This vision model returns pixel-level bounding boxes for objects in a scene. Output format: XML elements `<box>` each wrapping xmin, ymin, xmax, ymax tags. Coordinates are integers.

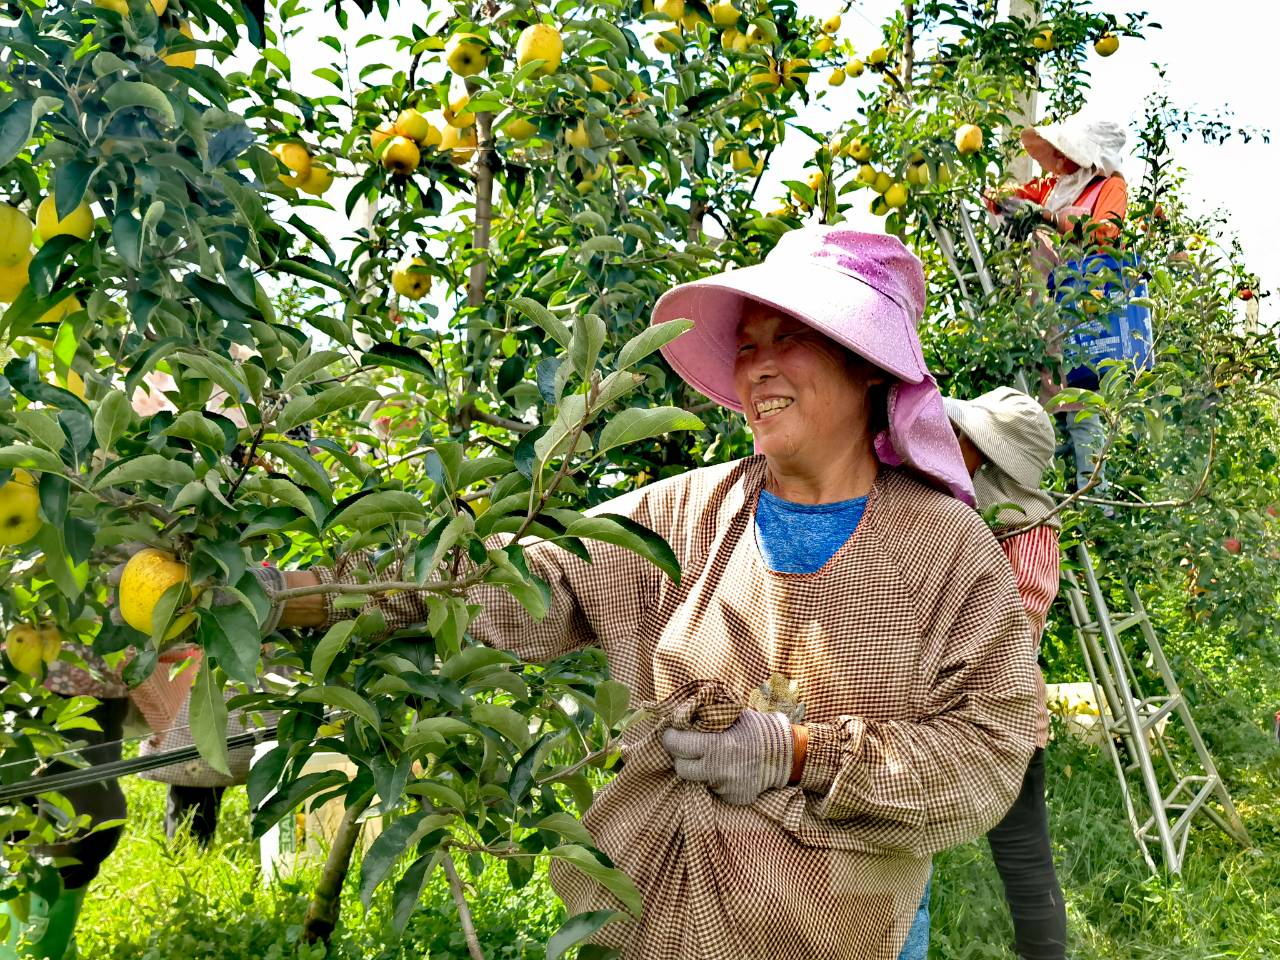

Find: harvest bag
<box><xmin>1048</xmin><ymin>178</ymin><xmax>1153</xmax><ymax>387</ymax></box>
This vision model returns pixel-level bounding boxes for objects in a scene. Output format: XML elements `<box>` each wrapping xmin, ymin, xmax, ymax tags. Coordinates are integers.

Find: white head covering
<box><xmin>1021</xmin><ymin>116</ymin><xmax>1127</xmax><ymax>215</ymax></box>
<box><xmin>944</xmin><ymin>387</ymin><xmax>1059</xmax><ymax>530</ymax></box>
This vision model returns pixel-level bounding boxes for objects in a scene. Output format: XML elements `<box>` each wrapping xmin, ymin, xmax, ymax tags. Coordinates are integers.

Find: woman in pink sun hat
<box><xmin>160</xmin><ymin>227</ymin><xmax>1041</xmax><ymax>959</ymax></box>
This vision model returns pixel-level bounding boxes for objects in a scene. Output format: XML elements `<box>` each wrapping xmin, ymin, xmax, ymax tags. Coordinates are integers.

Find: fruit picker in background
<box><xmin>987</xmin><ymin>114</ymin><xmax>1139</xmax><ymax>505</ymax></box>
<box><xmin>945</xmin><ymin>387</ymin><xmax>1068</xmax><ymax>960</ymax></box>
<box><xmin>162</xmin><ymin>228</ymin><xmax>1041</xmax><ymax>960</ymax></box>
<box><xmin>0</xmin><ymin>377</ymin><xmax>279</xmax><ymax>960</ymax></box>
<box><xmin>0</xmin><ymin>573</ymin><xmax>199</xmax><ymax>960</ymax></box>
<box><xmin>0</xmin><ymin>547</ymin><xmax>281</xmax><ymax>960</ymax></box>
<box><xmin>108</xmin><ymin>546</ymin><xmax>284</xmax><ymax>849</ymax></box>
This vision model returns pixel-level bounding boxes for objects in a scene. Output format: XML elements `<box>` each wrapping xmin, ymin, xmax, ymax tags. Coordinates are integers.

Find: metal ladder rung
<box><xmin>1135</xmin><ymin>696</ymin><xmax>1181</xmax><ymax>732</ymax></box>
<box><xmin>1095</xmin><ymin>696</ymin><xmax>1178</xmax><ymax>738</ymax></box>
<box><xmin>1109</xmin><ymin>612</ymin><xmax>1146</xmax><ymax>633</ymax></box>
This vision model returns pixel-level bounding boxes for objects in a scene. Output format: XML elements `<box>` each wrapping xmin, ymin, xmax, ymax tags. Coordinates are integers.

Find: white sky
<box><xmin>259</xmin><ymin>0</ymin><xmax>1277</xmax><ymax>320</ymax></box>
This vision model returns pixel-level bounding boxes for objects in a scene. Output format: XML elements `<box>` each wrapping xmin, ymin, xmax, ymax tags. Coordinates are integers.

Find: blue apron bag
<box><xmin>1051</xmin><ymin>252</ymin><xmax>1153</xmax><ymax>388</ymax></box>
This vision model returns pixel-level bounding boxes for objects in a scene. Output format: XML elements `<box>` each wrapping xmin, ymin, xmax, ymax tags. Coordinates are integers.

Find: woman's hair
<box><xmin>841</xmin><ymin>348</ymin><xmax>892</xmax><ymax>436</ymax></box>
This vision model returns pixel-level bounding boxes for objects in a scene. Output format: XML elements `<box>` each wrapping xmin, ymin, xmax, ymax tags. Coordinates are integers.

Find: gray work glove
<box><xmin>106</xmin><ymin>545</ymin><xmax>286</xmax><ymax>636</ymax></box>
<box><xmin>661</xmin><ymin>708</ymin><xmax>793</xmax><ymax>805</ymax></box>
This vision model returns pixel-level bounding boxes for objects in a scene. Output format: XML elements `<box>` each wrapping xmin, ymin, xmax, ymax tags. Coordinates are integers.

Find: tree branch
<box><xmin>467</xmin><ymin>406</ymin><xmax>535</xmax><ymax>434</ymax></box>
<box><xmin>442</xmin><ymin>853</ymin><xmax>487</xmax><ymax>960</ymax></box>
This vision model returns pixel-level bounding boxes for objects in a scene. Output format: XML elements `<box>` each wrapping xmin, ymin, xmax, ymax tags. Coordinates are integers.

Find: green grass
<box><xmin>77</xmin><ymin>691</ymin><xmax>1280</xmax><ymax>959</ymax></box>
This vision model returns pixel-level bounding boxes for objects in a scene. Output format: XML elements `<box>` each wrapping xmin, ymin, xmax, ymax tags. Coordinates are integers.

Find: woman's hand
<box><xmin>661</xmin><ymin>709</ymin><xmax>793</xmax><ymax>805</ymax></box>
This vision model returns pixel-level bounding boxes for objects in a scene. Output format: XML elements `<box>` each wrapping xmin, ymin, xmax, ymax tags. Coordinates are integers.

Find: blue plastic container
<box><xmin>1051</xmin><ymin>253</ymin><xmax>1154</xmax><ymax>387</ymax></box>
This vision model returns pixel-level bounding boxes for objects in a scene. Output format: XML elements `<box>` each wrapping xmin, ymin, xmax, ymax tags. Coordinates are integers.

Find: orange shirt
<box><xmin>1011</xmin><ymin>174</ymin><xmax>1128</xmax><ymax>242</ymax></box>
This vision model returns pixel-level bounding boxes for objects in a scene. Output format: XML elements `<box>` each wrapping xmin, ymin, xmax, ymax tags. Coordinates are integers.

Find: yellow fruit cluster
<box><xmin>3</xmin><ymin>624</ymin><xmax>61</xmax><ymax>677</ymax></box>
<box><xmin>271</xmin><ymin>141</ymin><xmax>333</xmax><ymax>196</ymax></box>
<box><xmin>0</xmin><ymin>196</ymin><xmax>94</xmax><ymax>306</ymax></box>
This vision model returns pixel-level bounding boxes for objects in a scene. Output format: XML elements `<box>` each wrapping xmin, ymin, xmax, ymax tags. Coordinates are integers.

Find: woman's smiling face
<box><xmin>733</xmin><ymin>302</ymin><xmax>883</xmax><ymax>464</ymax></box>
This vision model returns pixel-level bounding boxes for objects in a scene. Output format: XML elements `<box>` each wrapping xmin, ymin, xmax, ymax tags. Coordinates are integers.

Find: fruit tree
<box><xmin>1</xmin><ymin>0</ymin><xmax>1275</xmax><ymax>954</ymax></box>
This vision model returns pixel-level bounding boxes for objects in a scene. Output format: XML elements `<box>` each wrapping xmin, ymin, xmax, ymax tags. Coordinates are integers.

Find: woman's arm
<box><xmin>285</xmin><ymin>488</ymin><xmax>668</xmax><ymax>664</ymax></box>
<box><xmin>785</xmin><ymin>540</ymin><xmax>1039</xmax><ymax>858</ymax></box>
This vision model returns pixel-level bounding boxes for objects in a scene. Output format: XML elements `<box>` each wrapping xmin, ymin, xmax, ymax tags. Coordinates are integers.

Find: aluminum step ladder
<box><xmin>1059</xmin><ymin>541</ymin><xmax>1251</xmax><ymax>873</ymax></box>
<box><xmin>925</xmin><ymin>203</ymin><xmax>997</xmax><ymax>303</ymax></box>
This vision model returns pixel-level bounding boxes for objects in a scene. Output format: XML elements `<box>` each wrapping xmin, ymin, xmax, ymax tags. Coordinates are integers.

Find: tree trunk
<box><xmin>301</xmin><ymin>790</ymin><xmax>374</xmax><ymax>944</ymax></box>
<box><xmin>1007</xmin><ymin>0</ymin><xmax>1040</xmax><ymax>182</ymax></box>
<box><xmin>468</xmin><ymin>107</ymin><xmax>496</xmax><ymax>310</ymax></box>
<box><xmin>902</xmin><ymin>2</ymin><xmax>916</xmax><ymax>90</ymax></box>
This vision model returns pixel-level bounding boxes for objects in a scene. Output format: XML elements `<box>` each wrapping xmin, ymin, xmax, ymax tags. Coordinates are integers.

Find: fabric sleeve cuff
<box><xmin>797</xmin><ymin>719</ymin><xmax>863</xmax><ymax>794</ymax></box>
<box><xmin>310</xmin><ymin>560</ymin><xmax>354</xmax><ymax>630</ymax></box>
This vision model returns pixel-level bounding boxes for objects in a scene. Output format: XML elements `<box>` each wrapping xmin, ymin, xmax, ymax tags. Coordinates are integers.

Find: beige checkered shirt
<box><xmin>316</xmin><ymin>458</ymin><xmax>1039</xmax><ymax>959</ymax></box>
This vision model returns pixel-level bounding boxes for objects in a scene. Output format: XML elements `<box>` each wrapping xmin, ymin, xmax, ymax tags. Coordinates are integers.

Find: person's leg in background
<box><xmin>2</xmin><ymin>697</ymin><xmax>128</xmax><ymax>960</ymax></box>
<box><xmin>165</xmin><ymin>785</ymin><xmax>226</xmax><ymax>848</ymax></box>
<box><xmin>1062</xmin><ymin>411</ymin><xmax>1109</xmax><ymax>496</ymax></box>
<box><xmin>986</xmin><ymin>749</ymin><xmax>1067</xmax><ymax>960</ymax></box>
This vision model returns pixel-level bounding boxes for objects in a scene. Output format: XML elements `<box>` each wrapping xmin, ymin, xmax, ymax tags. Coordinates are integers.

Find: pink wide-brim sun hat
<box><xmin>651</xmin><ymin>226</ymin><xmax>976</xmax><ymax>506</ymax></box>
<box><xmin>653</xmin><ymin>229</ymin><xmax>928</xmax><ymax>408</ymax></box>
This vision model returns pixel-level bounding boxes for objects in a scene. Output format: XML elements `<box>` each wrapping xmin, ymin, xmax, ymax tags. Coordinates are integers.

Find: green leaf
<box><xmin>403</xmin><ymin>716</ymin><xmax>476</xmax><ymax>753</ymax></box>
<box><xmin>173</xmin><ymin>351</ymin><xmax>248</xmax><ymax>406</ymax></box>
<box><xmin>310</xmin><ymin>620</ymin><xmax>357</xmax><ymax>684</ymax></box>
<box><xmin>189</xmin><ymin>658</ymin><xmax>231</xmax><ymax>777</ymax></box>
<box><xmin>510</xmin><ymin>296</ymin><xmax>570</xmax><ymax>349</ymax></box>
<box><xmin>617</xmin><ymin>319</ymin><xmax>694</xmax><ymax>370</ymax></box>
<box><xmin>0</xmin><ymin>444</ymin><xmax>65</xmax><ymax>473</ymax></box>
<box><xmin>535</xmin><ymin>394</ymin><xmax>589</xmax><ymax>467</ymax></box>
<box><xmin>359</xmin><ymin>811</ymin><xmax>425</xmax><ymax>907</ymax></box>
<box><xmin>594</xmin><ymin>680</ymin><xmax>631</xmax><ymax>729</ymax></box>
<box><xmin>0</xmin><ymin>97</ymin><xmax>62</xmax><ymax>168</ymax></box>
<box><xmin>277</xmin><ymin>385</ymin><xmax>381</xmax><ymax>434</ymax></box>
<box><xmin>237</xmin><ymin>476</ymin><xmax>316</xmax><ymax>523</ymax></box>
<box><xmin>258</xmin><ymin>440</ymin><xmax>333</xmax><ymax>498</ymax></box>
<box><xmin>546</xmin><ymin>911</ymin><xmax>622</xmax><ymax>960</ymax></box>
<box><xmin>423</xmin><ymin>513</ymin><xmax>473</xmax><ymax>577</ymax></box>
<box><xmin>93</xmin><ymin>390</ymin><xmax>132</xmax><ymax>453</ymax></box>
<box><xmin>471</xmin><ymin>702</ymin><xmax>533</xmax><ymax>751</ymax></box>
<box><xmin>294</xmin><ymin>685</ymin><xmax>380</xmax><ymax>729</ymax></box>
<box><xmin>363</xmin><ymin>342</ymin><xmax>434</xmax><ymax>379</ymax></box>
<box><xmin>566</xmin><ymin>514</ymin><xmax>680</xmax><ymax>583</ymax></box>
<box><xmin>548</xmin><ymin>845</ymin><xmax>644</xmax><ymax>918</ymax></box>
<box><xmin>281</xmin><ymin>349</ymin><xmax>346</xmax><ymax>392</ymax></box>
<box><xmin>571</xmin><ymin>314</ymin><xmax>607</xmax><ymax>379</ymax></box>
<box><xmin>274</xmin><ymin>255</ymin><xmax>355</xmax><ymax>296</ymax></box>
<box><xmin>534</xmin><ymin>812</ymin><xmax>596</xmax><ymax>848</ymax></box>
<box><xmin>358</xmin><ymin>811</ymin><xmax>450</xmax><ymax>907</ymax></box>
<box><xmin>325</xmin><ymin>490</ymin><xmax>426</xmax><ymax>531</ymax></box>
<box><xmin>163</xmin><ymin>411</ymin><xmax>228</xmax><ymax>451</ymax></box>
<box><xmin>592</xmin><ymin>370</ymin><xmax>646</xmax><ymax>411</ymax></box>
<box><xmin>438</xmin><ymin>646</ymin><xmax>518</xmax><ymax>682</ymax></box>
<box><xmin>577</xmin><ymin>236</ymin><xmax>625</xmax><ymax>259</ymax></box>
<box><xmin>252</xmin><ymin>771</ymin><xmax>349</xmax><ymax>838</ymax></box>
<box><xmin>13</xmin><ymin>409</ymin><xmax>66</xmax><ymax>456</ymax></box>
<box><xmin>597</xmin><ymin>407</ymin><xmax>704</xmax><ymax>455</ymax></box>
<box><xmin>93</xmin><ymin>454</ymin><xmax>195</xmax><ymax>490</ymax></box>
<box><xmin>390</xmin><ymin>854</ymin><xmax>437</xmax><ymax>934</ymax></box>
<box><xmin>103</xmin><ymin>82</ymin><xmax>177</xmax><ymax>127</ymax></box>
<box><xmin>197</xmin><ymin>603</ymin><xmax>260</xmax><ymax>684</ymax></box>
